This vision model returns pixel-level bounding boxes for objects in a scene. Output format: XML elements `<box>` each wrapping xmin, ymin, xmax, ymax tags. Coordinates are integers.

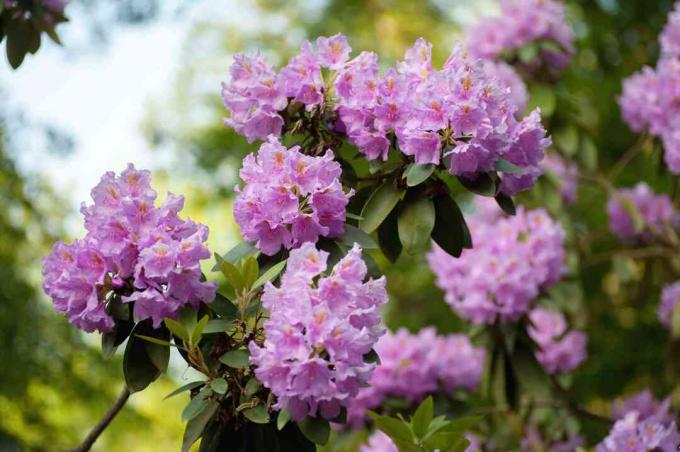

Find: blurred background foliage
<box><xmin>2</xmin><ymin>0</ymin><xmax>680</xmax><ymax>449</ymax></box>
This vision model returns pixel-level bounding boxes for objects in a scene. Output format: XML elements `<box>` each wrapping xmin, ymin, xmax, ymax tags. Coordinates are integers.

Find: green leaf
<box><xmin>244</xmin><ymin>378</ymin><xmax>261</xmax><ymax>397</ymax></box>
<box><xmin>219</xmin><ymin>349</ymin><xmax>250</xmax><ymax>369</ymax></box>
<box><xmin>363</xmin><ymin>348</ymin><xmax>381</xmax><ymax>365</ymax></box>
<box><xmin>345</xmin><ymin>212</ymin><xmax>364</xmax><ymax>221</ymax></box>
<box><xmin>242</xmin><ymin>256</ymin><xmax>260</xmax><ymax>289</ymax></box>
<box><xmin>277</xmin><ymin>409</ymin><xmax>291</xmax><ymax>430</ymax></box>
<box><xmin>494</xmin><ymin>158</ymin><xmax>523</xmax><ymax>175</ymax></box>
<box><xmin>431</xmin><ymin>195</ymin><xmax>472</xmax><ymax>258</ymax></box>
<box><xmin>527</xmin><ymin>83</ymin><xmax>556</xmax><ymax>117</ymax></box>
<box><xmin>411</xmin><ymin>396</ymin><xmax>433</xmax><ymax>438</ymax></box>
<box><xmin>518</xmin><ymin>42</ymin><xmax>539</xmax><ymax>63</ymax></box>
<box><xmin>6</xmin><ymin>19</ymin><xmax>31</xmax><ymax>69</ymax></box>
<box><xmin>135</xmin><ymin>334</ymin><xmax>172</xmax><ymax>347</ymax></box>
<box><xmin>165</xmin><ymin>381</ymin><xmax>205</xmax><ymax>399</ymax></box>
<box><xmin>164</xmin><ymin>318</ymin><xmax>189</xmax><ymax>343</ymax></box>
<box><xmin>179</xmin><ymin>307</ymin><xmax>198</xmax><ymax>336</ymax></box>
<box><xmin>398</xmin><ymin>197</ymin><xmax>435</xmax><ymax>255</ymax></box>
<box><xmin>377</xmin><ymin>207</ymin><xmax>402</xmax><ymax>263</ymax></box>
<box><xmin>123</xmin><ymin>323</ymin><xmax>163</xmax><ymax>393</ymax></box>
<box><xmin>359</xmin><ymin>182</ymin><xmax>403</xmax><ymax>233</ymax></box>
<box><xmin>298</xmin><ymin>417</ymin><xmax>331</xmax><ymax>445</ymax></box>
<box><xmin>217</xmin><ymin>257</ymin><xmax>245</xmax><ymax>292</ymax></box>
<box><xmin>102</xmin><ymin>331</ymin><xmax>117</xmax><ymax>359</ymax></box>
<box><xmin>450</xmin><ymin>437</ymin><xmax>471</xmax><ymax>452</ymax></box>
<box><xmin>252</xmin><ymin>260</ymin><xmax>287</xmax><ymax>290</ymax></box>
<box><xmin>145</xmin><ymin>337</ymin><xmax>170</xmax><ymax>372</ymax></box>
<box><xmin>182</xmin><ymin>400</ymin><xmax>219</xmax><ymax>452</ymax></box>
<box><xmin>581</xmin><ymin>136</ymin><xmax>598</xmax><ymax>171</ymax></box>
<box><xmin>340</xmin><ymin>224</ymin><xmax>378</xmax><ymax>249</ymax></box>
<box><xmin>209</xmin><ymin>292</ymin><xmax>238</xmax><ymax>319</ymax></box>
<box><xmin>369</xmin><ymin>412</ymin><xmax>417</xmax><ymax>452</ymax></box>
<box><xmin>191</xmin><ymin>315</ymin><xmax>210</xmax><ymax>345</ymax></box>
<box><xmin>203</xmin><ymin>319</ymin><xmax>235</xmax><ymax>334</ymax></box>
<box><xmin>209</xmin><ymin>378</ymin><xmax>228</xmax><ymax>395</ymax></box>
<box><xmin>554</xmin><ymin>126</ymin><xmax>579</xmax><ymax>156</ymax></box>
<box><xmin>212</xmin><ymin>242</ymin><xmax>259</xmax><ymax>271</ymax></box>
<box><xmin>243</xmin><ymin>405</ymin><xmax>270</xmax><ymax>424</ymax></box>
<box><xmin>403</xmin><ymin>163</ymin><xmax>435</xmax><ymax>187</ymax></box>
<box><xmin>494</xmin><ymin>192</ymin><xmax>516</xmax><ymax>216</ymax></box>
<box><xmin>438</xmin><ymin>416</ymin><xmax>484</xmax><ymax>435</ymax></box>
<box><xmin>182</xmin><ymin>387</ymin><xmax>214</xmax><ymax>422</ymax></box>
<box><xmin>458</xmin><ymin>173</ymin><xmax>497</xmax><ymax>197</ymax></box>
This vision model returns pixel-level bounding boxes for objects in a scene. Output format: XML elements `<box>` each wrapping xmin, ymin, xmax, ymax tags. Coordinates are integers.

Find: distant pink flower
<box><xmin>528</xmin><ymin>308</ymin><xmax>587</xmax><ymax>374</ymax></box>
<box><xmin>659</xmin><ymin>282</ymin><xmax>680</xmax><ymax>328</ymax></box>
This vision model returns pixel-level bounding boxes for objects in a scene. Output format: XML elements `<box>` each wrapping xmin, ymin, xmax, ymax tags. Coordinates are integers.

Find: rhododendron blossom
<box><xmin>428</xmin><ymin>200</ymin><xmax>566</xmax><ymax>324</ymax></box>
<box><xmin>465</xmin><ymin>0</ymin><xmax>574</xmax><ymax>72</ymax></box>
<box><xmin>249</xmin><ymin>242</ymin><xmax>387</xmax><ymax>421</ymax></box>
<box><xmin>607</xmin><ymin>182</ymin><xmax>679</xmax><ymax>242</ymax></box>
<box><xmin>482</xmin><ymin>59</ymin><xmax>528</xmax><ymax>114</ymax></box>
<box><xmin>659</xmin><ymin>282</ymin><xmax>680</xmax><ymax>329</ymax></box>
<box><xmin>599</xmin><ymin>391</ymin><xmax>679</xmax><ymax>452</ymax></box>
<box><xmin>527</xmin><ymin>307</ymin><xmax>587</xmax><ymax>374</ymax></box>
<box><xmin>360</xmin><ymin>431</ymin><xmax>398</xmax><ymax>452</ymax></box>
<box><xmin>347</xmin><ymin>328</ymin><xmax>484</xmax><ymax>426</ymax></box>
<box><xmin>42</xmin><ymin>164</ymin><xmax>216</xmax><ymax>332</ymax></box>
<box><xmin>233</xmin><ymin>136</ymin><xmax>352</xmax><ymax>255</ymax></box>
<box><xmin>221</xmin><ymin>35</ymin><xmax>551</xmax><ymax>196</ymax></box>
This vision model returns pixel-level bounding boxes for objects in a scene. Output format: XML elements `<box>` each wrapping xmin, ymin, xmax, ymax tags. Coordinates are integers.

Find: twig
<box><xmin>584</xmin><ymin>246</ymin><xmax>677</xmax><ymax>266</ymax></box>
<box><xmin>548</xmin><ymin>375</ymin><xmax>612</xmax><ymax>425</ymax></box>
<box><xmin>69</xmin><ymin>386</ymin><xmax>131</xmax><ymax>452</ymax></box>
<box><xmin>608</xmin><ymin>135</ymin><xmax>646</xmax><ymax>182</ymax></box>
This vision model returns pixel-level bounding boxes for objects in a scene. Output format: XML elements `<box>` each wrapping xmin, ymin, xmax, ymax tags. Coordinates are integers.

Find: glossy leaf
<box><xmin>164</xmin><ymin>318</ymin><xmax>189</xmax><ymax>343</ymax></box>
<box><xmin>181</xmin><ymin>399</ymin><xmax>219</xmax><ymax>452</ymax></box>
<box><xmin>203</xmin><ymin>319</ymin><xmax>235</xmax><ymax>334</ymax></box>
<box><xmin>494</xmin><ymin>158</ymin><xmax>524</xmax><ymax>175</ymax></box>
<box><xmin>165</xmin><ymin>381</ymin><xmax>205</xmax><ymax>400</ymax></box>
<box><xmin>398</xmin><ymin>197</ymin><xmax>435</xmax><ymax>255</ymax></box>
<box><xmin>219</xmin><ymin>349</ymin><xmax>250</xmax><ymax>369</ymax></box>
<box><xmin>243</xmin><ymin>405</ymin><xmax>270</xmax><ymax>424</ymax></box>
<box><xmin>298</xmin><ymin>416</ymin><xmax>330</xmax><ymax>445</ymax></box>
<box><xmin>252</xmin><ymin>260</ymin><xmax>287</xmax><ymax>290</ymax></box>
<box><xmin>212</xmin><ymin>241</ymin><xmax>258</xmax><ymax>271</ymax></box>
<box><xmin>458</xmin><ymin>173</ymin><xmax>496</xmax><ymax>197</ymax></box>
<box><xmin>377</xmin><ymin>207</ymin><xmax>402</xmax><ymax>263</ymax></box>
<box><xmin>431</xmin><ymin>195</ymin><xmax>472</xmax><ymax>258</ymax></box>
<box><xmin>403</xmin><ymin>163</ymin><xmax>435</xmax><ymax>186</ymax></box>
<box><xmin>182</xmin><ymin>387</ymin><xmax>214</xmax><ymax>422</ymax></box>
<box><xmin>191</xmin><ymin>315</ymin><xmax>210</xmax><ymax>345</ymax></box>
<box><xmin>209</xmin><ymin>378</ymin><xmax>228</xmax><ymax>395</ymax></box>
<box><xmin>495</xmin><ymin>192</ymin><xmax>516</xmax><ymax>216</ymax></box>
<box><xmin>210</xmin><ymin>292</ymin><xmax>238</xmax><ymax>319</ymax></box>
<box><xmin>340</xmin><ymin>224</ymin><xmax>378</xmax><ymax>249</ymax></box>
<box><xmin>411</xmin><ymin>396</ymin><xmax>433</xmax><ymax>438</ymax></box>
<box><xmin>277</xmin><ymin>409</ymin><xmax>291</xmax><ymax>431</ymax></box>
<box><xmin>359</xmin><ymin>182</ymin><xmax>402</xmax><ymax>233</ymax></box>
<box><xmin>123</xmin><ymin>323</ymin><xmax>163</xmax><ymax>393</ymax></box>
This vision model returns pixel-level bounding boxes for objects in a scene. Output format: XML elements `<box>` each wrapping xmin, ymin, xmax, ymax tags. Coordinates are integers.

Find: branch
<box><xmin>69</xmin><ymin>386</ymin><xmax>130</xmax><ymax>452</ymax></box>
<box><xmin>548</xmin><ymin>375</ymin><xmax>612</xmax><ymax>425</ymax></box>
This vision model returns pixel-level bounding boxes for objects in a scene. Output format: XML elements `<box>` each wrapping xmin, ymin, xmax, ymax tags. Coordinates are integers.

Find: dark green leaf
<box><xmin>252</xmin><ymin>260</ymin><xmax>287</xmax><ymax>290</ymax></box>
<box><xmin>135</xmin><ymin>334</ymin><xmax>172</xmax><ymax>347</ymax></box>
<box><xmin>182</xmin><ymin>399</ymin><xmax>219</xmax><ymax>452</ymax></box>
<box><xmin>369</xmin><ymin>412</ymin><xmax>417</xmax><ymax>452</ymax></box>
<box><xmin>165</xmin><ymin>381</ymin><xmax>205</xmax><ymax>399</ymax></box>
<box><xmin>102</xmin><ymin>331</ymin><xmax>117</xmax><ymax>359</ymax></box>
<box><xmin>398</xmin><ymin>197</ymin><xmax>435</xmax><ymax>255</ymax></box>
<box><xmin>182</xmin><ymin>387</ymin><xmax>214</xmax><ymax>422</ymax></box>
<box><xmin>411</xmin><ymin>396</ymin><xmax>433</xmax><ymax>438</ymax></box>
<box><xmin>527</xmin><ymin>83</ymin><xmax>556</xmax><ymax>117</ymax></box>
<box><xmin>494</xmin><ymin>158</ymin><xmax>523</xmax><ymax>175</ymax></box>
<box><xmin>191</xmin><ymin>315</ymin><xmax>210</xmax><ymax>345</ymax></box>
<box><xmin>494</xmin><ymin>192</ymin><xmax>516</xmax><ymax>216</ymax></box>
<box><xmin>210</xmin><ymin>378</ymin><xmax>228</xmax><ymax>395</ymax></box>
<box><xmin>219</xmin><ymin>349</ymin><xmax>250</xmax><ymax>369</ymax></box>
<box><xmin>212</xmin><ymin>242</ymin><xmax>259</xmax><ymax>271</ymax></box>
<box><xmin>345</xmin><ymin>212</ymin><xmax>364</xmax><ymax>221</ymax></box>
<box><xmin>363</xmin><ymin>348</ymin><xmax>381</xmax><ymax>365</ymax></box>
<box><xmin>277</xmin><ymin>409</ymin><xmax>291</xmax><ymax>431</ymax></box>
<box><xmin>431</xmin><ymin>195</ymin><xmax>472</xmax><ymax>258</ymax></box>
<box><xmin>458</xmin><ymin>173</ymin><xmax>496</xmax><ymax>197</ymax></box>
<box><xmin>243</xmin><ymin>405</ymin><xmax>270</xmax><ymax>424</ymax></box>
<box><xmin>145</xmin><ymin>338</ymin><xmax>170</xmax><ymax>372</ymax></box>
<box><xmin>242</xmin><ymin>256</ymin><xmax>260</xmax><ymax>289</ymax></box>
<box><xmin>377</xmin><ymin>207</ymin><xmax>402</xmax><ymax>263</ymax></box>
<box><xmin>340</xmin><ymin>224</ymin><xmax>378</xmax><ymax>249</ymax></box>
<box><xmin>298</xmin><ymin>417</ymin><xmax>330</xmax><ymax>445</ymax></box>
<box><xmin>217</xmin><ymin>257</ymin><xmax>245</xmax><ymax>292</ymax></box>
<box><xmin>554</xmin><ymin>126</ymin><xmax>579</xmax><ymax>156</ymax></box>
<box><xmin>403</xmin><ymin>163</ymin><xmax>435</xmax><ymax>187</ymax></box>
<box><xmin>123</xmin><ymin>323</ymin><xmax>163</xmax><ymax>393</ymax></box>
<box><xmin>359</xmin><ymin>182</ymin><xmax>403</xmax><ymax>233</ymax></box>
<box><xmin>6</xmin><ymin>19</ymin><xmax>31</xmax><ymax>69</ymax></box>
<box><xmin>209</xmin><ymin>292</ymin><xmax>238</xmax><ymax>319</ymax></box>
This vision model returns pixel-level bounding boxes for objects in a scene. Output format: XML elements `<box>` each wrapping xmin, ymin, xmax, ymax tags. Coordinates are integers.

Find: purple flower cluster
<box><xmin>659</xmin><ymin>282</ymin><xmax>680</xmax><ymax>329</ymax></box>
<box><xmin>233</xmin><ymin>136</ymin><xmax>352</xmax><ymax>255</ymax></box>
<box><xmin>527</xmin><ymin>307</ymin><xmax>587</xmax><ymax>375</ymax></box>
<box><xmin>248</xmin><ymin>242</ymin><xmax>387</xmax><ymax>421</ymax></box>
<box><xmin>598</xmin><ymin>391</ymin><xmax>679</xmax><ymax>452</ymax></box>
<box><xmin>607</xmin><ymin>182</ymin><xmax>679</xmax><ymax>242</ymax></box>
<box><xmin>428</xmin><ymin>201</ymin><xmax>566</xmax><ymax>324</ymax></box>
<box><xmin>521</xmin><ymin>428</ymin><xmax>584</xmax><ymax>452</ymax></box>
<box><xmin>347</xmin><ymin>328</ymin><xmax>485</xmax><ymax>426</ymax></box>
<box><xmin>42</xmin><ymin>164</ymin><xmax>216</xmax><ymax>332</ymax></box>
<box><xmin>482</xmin><ymin>59</ymin><xmax>528</xmax><ymax>114</ymax></box>
<box><xmin>620</xmin><ymin>3</ymin><xmax>680</xmax><ymax>174</ymax></box>
<box><xmin>465</xmin><ymin>0</ymin><xmax>574</xmax><ymax>72</ymax></box>
<box><xmin>542</xmin><ymin>152</ymin><xmax>579</xmax><ymax>204</ymax></box>
<box><xmin>221</xmin><ymin>35</ymin><xmax>551</xmax><ymax>196</ymax></box>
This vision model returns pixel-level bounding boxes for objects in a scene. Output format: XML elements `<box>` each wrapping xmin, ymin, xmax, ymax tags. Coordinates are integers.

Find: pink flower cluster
<box><xmin>428</xmin><ymin>201</ymin><xmax>566</xmax><ymax>324</ymax></box>
<box><xmin>482</xmin><ymin>60</ymin><xmax>528</xmax><ymax>114</ymax></box>
<box><xmin>42</xmin><ymin>164</ymin><xmax>216</xmax><ymax>333</ymax></box>
<box><xmin>542</xmin><ymin>152</ymin><xmax>579</xmax><ymax>204</ymax></box>
<box><xmin>598</xmin><ymin>391</ymin><xmax>679</xmax><ymax>451</ymax></box>
<box><xmin>465</xmin><ymin>0</ymin><xmax>574</xmax><ymax>72</ymax></box>
<box><xmin>233</xmin><ymin>136</ymin><xmax>351</xmax><ymax>255</ymax></box>
<box><xmin>360</xmin><ymin>431</ymin><xmax>398</xmax><ymax>452</ymax></box>
<box><xmin>527</xmin><ymin>308</ymin><xmax>587</xmax><ymax>375</ymax></box>
<box><xmin>606</xmin><ymin>182</ymin><xmax>679</xmax><ymax>242</ymax></box>
<box><xmin>659</xmin><ymin>282</ymin><xmax>680</xmax><ymax>329</ymax></box>
<box><xmin>347</xmin><ymin>328</ymin><xmax>485</xmax><ymax>426</ymax></box>
<box><xmin>221</xmin><ymin>35</ymin><xmax>551</xmax><ymax>196</ymax></box>
<box><xmin>248</xmin><ymin>242</ymin><xmax>387</xmax><ymax>421</ymax></box>
<box><xmin>620</xmin><ymin>3</ymin><xmax>680</xmax><ymax>174</ymax></box>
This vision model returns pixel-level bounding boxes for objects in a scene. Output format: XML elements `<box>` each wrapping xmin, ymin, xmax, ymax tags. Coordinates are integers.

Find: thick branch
<box><xmin>69</xmin><ymin>386</ymin><xmax>131</xmax><ymax>452</ymax></box>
